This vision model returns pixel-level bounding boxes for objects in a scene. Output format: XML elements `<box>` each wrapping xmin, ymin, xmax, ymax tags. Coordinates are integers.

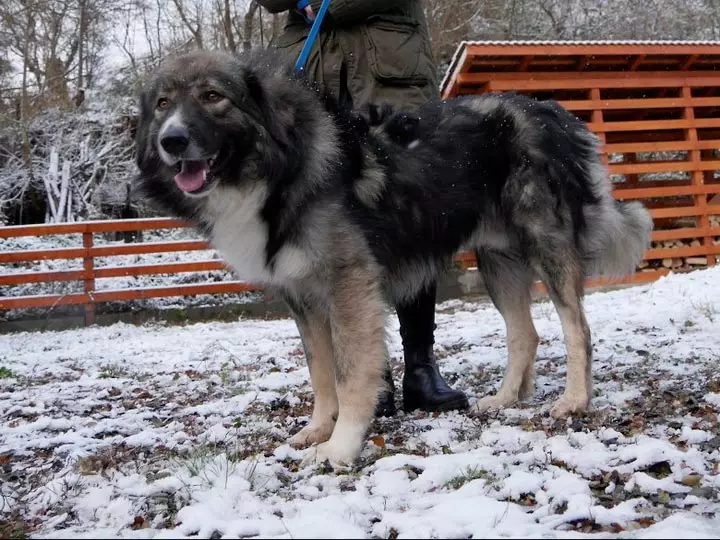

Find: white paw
<box><xmin>473</xmin><ymin>392</ymin><xmax>518</xmax><ymax>414</ymax></box>
<box><xmin>549</xmin><ymin>392</ymin><xmax>589</xmax><ymax>419</ymax></box>
<box><xmin>300</xmin><ymin>439</ymin><xmax>361</xmax><ymax>470</ymax></box>
<box><xmin>288</xmin><ymin>422</ymin><xmax>334</xmax><ymax>449</ymax></box>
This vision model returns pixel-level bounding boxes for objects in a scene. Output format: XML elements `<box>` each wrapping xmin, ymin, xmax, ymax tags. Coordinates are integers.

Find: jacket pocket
<box><xmin>363</xmin><ymin>14</ymin><xmax>431</xmax><ymax>85</ymax></box>
<box><xmin>272</xmin><ymin>27</ymin><xmax>307</xmax><ymax>51</ymax></box>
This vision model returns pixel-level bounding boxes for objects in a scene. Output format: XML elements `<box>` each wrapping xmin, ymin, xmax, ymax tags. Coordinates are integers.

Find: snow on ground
<box><xmin>1</xmin><ymin>267</ymin><xmax>719</xmax><ymax>538</ymax></box>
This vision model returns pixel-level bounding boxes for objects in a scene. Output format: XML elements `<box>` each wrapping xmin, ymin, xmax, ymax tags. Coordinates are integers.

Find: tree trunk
<box><xmin>243</xmin><ymin>1</ymin><xmax>259</xmax><ymax>51</ymax></box>
<box><xmin>21</xmin><ymin>7</ymin><xmax>33</xmax><ymax>167</ymax></box>
<box><xmin>223</xmin><ymin>0</ymin><xmax>237</xmax><ymax>52</ymax></box>
<box><xmin>78</xmin><ymin>0</ymin><xmax>87</xmax><ymax>89</ymax></box>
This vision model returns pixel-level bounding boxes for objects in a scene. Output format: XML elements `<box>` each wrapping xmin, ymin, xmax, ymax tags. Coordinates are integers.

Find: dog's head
<box><xmin>135</xmin><ymin>49</ymin><xmax>293</xmax><ymax>199</ymax></box>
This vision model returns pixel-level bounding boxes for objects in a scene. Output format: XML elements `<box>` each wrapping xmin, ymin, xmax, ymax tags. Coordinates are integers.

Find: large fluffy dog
<box><xmin>135</xmin><ymin>49</ymin><xmax>653</xmax><ymax>467</ymax></box>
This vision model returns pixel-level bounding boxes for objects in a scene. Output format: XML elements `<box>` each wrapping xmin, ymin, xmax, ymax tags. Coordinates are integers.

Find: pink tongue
<box><xmin>174</xmin><ymin>161</ymin><xmax>207</xmax><ymax>192</ymax></box>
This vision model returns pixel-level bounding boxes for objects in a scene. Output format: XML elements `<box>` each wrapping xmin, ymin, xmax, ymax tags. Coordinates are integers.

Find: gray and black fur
<box><xmin>135</xmin><ymin>49</ymin><xmax>653</xmax><ymax>467</ymax></box>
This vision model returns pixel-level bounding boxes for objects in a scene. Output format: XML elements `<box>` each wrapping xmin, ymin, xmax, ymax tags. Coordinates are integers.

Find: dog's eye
<box><xmin>156</xmin><ymin>97</ymin><xmax>170</xmax><ymax>110</ymax></box>
<box><xmin>201</xmin><ymin>91</ymin><xmax>223</xmax><ymax>104</ymax></box>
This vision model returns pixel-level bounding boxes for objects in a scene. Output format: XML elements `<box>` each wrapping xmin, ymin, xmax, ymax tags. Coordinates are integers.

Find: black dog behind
<box><xmin>134</xmin><ymin>50</ymin><xmax>653</xmax><ymax>467</ymax></box>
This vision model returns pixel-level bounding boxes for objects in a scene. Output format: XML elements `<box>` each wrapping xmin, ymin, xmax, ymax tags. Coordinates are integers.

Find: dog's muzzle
<box><xmin>157</xmin><ymin>121</ymin><xmax>218</xmax><ymax>195</ymax></box>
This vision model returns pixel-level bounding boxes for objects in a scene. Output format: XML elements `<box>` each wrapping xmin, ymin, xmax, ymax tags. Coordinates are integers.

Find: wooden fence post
<box><xmin>82</xmin><ymin>230</ymin><xmax>96</xmax><ymax>325</ymax></box>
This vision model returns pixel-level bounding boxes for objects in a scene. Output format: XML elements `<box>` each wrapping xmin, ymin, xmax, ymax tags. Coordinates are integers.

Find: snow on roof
<box><xmin>440</xmin><ymin>39</ymin><xmax>720</xmax><ymax>93</ymax></box>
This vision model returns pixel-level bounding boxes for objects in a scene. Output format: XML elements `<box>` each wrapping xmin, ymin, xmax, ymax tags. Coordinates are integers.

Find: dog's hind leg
<box><xmin>288</xmin><ymin>307</ymin><xmax>339</xmax><ymax>449</ymax></box>
<box><xmin>474</xmin><ymin>250</ymin><xmax>539</xmax><ymax>413</ymax></box>
<box><xmin>535</xmin><ymin>253</ymin><xmax>592</xmax><ymax>418</ymax></box>
<box><xmin>302</xmin><ymin>265</ymin><xmax>386</xmax><ymax>468</ymax></box>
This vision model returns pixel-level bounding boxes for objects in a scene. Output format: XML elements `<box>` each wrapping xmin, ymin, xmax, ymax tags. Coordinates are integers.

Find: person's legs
<box><xmin>377</xmin><ymin>282</ymin><xmax>468</xmax><ymax>415</ymax></box>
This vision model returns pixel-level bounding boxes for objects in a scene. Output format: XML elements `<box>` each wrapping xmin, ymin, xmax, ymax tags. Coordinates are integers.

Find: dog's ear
<box><xmin>242</xmin><ymin>68</ymin><xmax>302</xmax><ymax>186</ymax></box>
<box><xmin>243</xmin><ymin>69</ymin><xmax>292</xmax><ymax>150</ymax></box>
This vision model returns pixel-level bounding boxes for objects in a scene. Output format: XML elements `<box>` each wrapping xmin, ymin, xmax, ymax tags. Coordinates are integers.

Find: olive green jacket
<box><xmin>255</xmin><ymin>0</ymin><xmax>439</xmax><ymax>109</ymax></box>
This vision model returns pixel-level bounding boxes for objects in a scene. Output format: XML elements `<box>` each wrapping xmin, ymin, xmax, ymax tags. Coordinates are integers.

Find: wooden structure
<box><xmin>442</xmin><ymin>41</ymin><xmax>720</xmax><ymax>281</ymax></box>
<box><xmin>0</xmin><ymin>218</ymin><xmax>260</xmax><ymax>326</ymax></box>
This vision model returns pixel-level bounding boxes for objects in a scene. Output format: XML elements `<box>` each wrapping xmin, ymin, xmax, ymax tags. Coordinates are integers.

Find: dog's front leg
<box><xmin>288</xmin><ymin>307</ymin><xmax>338</xmax><ymax>449</ymax></box>
<box><xmin>302</xmin><ymin>265</ymin><xmax>386</xmax><ymax>469</ymax></box>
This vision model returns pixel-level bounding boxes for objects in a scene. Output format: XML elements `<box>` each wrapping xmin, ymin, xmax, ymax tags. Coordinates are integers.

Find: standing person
<box><xmin>255</xmin><ymin>0</ymin><xmax>469</xmax><ymax>416</ymax></box>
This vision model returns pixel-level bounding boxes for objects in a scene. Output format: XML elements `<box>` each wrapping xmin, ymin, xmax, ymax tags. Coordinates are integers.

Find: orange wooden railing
<box><xmin>0</xmin><ymin>218</ymin><xmax>260</xmax><ymax>325</ymax></box>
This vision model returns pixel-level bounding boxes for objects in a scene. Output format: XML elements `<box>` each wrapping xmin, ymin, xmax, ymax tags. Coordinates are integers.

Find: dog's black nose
<box><xmin>160</xmin><ymin>126</ymin><xmax>190</xmax><ymax>155</ymax></box>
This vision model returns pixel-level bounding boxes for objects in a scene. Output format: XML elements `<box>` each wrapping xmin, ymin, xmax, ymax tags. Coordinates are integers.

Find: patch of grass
<box><xmin>445</xmin><ymin>466</ymin><xmax>491</xmax><ymax>490</ymax></box>
<box><xmin>180</xmin><ymin>443</ymin><xmax>240</xmax><ymax>482</ymax></box>
<box><xmin>97</xmin><ymin>364</ymin><xmax>129</xmax><ymax>379</ymax></box>
<box><xmin>218</xmin><ymin>362</ymin><xmax>232</xmax><ymax>385</ymax></box>
<box><xmin>173</xmin><ymin>431</ymin><xmax>273</xmax><ymax>492</ymax></box>
<box><xmin>691</xmin><ymin>300</ymin><xmax>718</xmax><ymax>323</ymax></box>
<box><xmin>0</xmin><ymin>366</ymin><xmax>14</xmax><ymax>379</ymax></box>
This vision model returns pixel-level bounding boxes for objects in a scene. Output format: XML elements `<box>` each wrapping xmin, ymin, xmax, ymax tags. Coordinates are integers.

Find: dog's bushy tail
<box><xmin>579</xmin><ymin>146</ymin><xmax>654</xmax><ymax>279</ymax></box>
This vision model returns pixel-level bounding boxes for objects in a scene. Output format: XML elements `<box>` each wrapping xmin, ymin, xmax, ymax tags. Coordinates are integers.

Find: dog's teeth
<box><xmin>208</xmin><ymin>158</ymin><xmax>214</xmax><ymax>167</ymax></box>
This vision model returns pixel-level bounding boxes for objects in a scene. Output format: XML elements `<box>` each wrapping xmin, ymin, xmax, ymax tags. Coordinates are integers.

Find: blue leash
<box><xmin>293</xmin><ymin>0</ymin><xmax>331</xmax><ymax>73</ymax></box>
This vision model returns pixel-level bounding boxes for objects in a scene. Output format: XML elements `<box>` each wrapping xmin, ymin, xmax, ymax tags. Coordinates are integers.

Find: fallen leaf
<box><xmin>680</xmin><ymin>474</ymin><xmax>702</xmax><ymax>487</ymax></box>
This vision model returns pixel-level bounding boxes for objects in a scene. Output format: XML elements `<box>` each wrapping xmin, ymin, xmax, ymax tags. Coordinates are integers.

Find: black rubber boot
<box><xmin>396</xmin><ymin>283</ymin><xmax>469</xmax><ymax>413</ymax></box>
<box><xmin>402</xmin><ymin>346</ymin><xmax>469</xmax><ymax>412</ymax></box>
<box><xmin>375</xmin><ymin>365</ymin><xmax>397</xmax><ymax>417</ymax></box>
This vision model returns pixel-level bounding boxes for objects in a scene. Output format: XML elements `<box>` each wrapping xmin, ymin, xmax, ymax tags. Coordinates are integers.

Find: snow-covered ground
<box><xmin>1</xmin><ymin>267</ymin><xmax>719</xmax><ymax>539</ymax></box>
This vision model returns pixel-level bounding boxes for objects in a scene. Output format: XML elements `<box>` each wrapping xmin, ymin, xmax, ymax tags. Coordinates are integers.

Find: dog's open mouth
<box><xmin>173</xmin><ymin>157</ymin><xmax>216</xmax><ymax>194</ymax></box>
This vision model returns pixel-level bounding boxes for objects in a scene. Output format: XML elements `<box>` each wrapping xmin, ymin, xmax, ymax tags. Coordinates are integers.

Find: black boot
<box><xmin>375</xmin><ymin>365</ymin><xmax>397</xmax><ymax>417</ymax></box>
<box><xmin>402</xmin><ymin>346</ymin><xmax>469</xmax><ymax>412</ymax></box>
<box><xmin>396</xmin><ymin>283</ymin><xmax>469</xmax><ymax>413</ymax></box>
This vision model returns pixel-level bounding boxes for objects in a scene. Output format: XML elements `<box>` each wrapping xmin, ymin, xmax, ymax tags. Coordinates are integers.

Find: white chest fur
<box><xmin>203</xmin><ymin>185</ymin><xmax>311</xmax><ymax>285</ymax></box>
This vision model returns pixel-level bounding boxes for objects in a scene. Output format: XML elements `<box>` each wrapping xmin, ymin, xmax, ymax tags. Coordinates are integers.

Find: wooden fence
<box><xmin>0</xmin><ymin>218</ymin><xmax>260</xmax><ymax>325</ymax></box>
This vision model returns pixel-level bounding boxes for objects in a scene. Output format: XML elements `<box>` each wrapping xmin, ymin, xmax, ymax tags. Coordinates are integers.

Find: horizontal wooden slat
<box><xmin>613</xmin><ymin>184</ymin><xmax>720</xmax><ymax>200</ymax></box>
<box><xmin>533</xmin><ymin>268</ymin><xmax>673</xmax><ymax>294</ymax></box>
<box><xmin>644</xmin><ymin>244</ymin><xmax>720</xmax><ymax>260</ymax></box>
<box><xmin>0</xmin><ymin>269</ymin><xmax>86</xmax><ymax>286</ymax></box>
<box><xmin>603</xmin><ymin>140</ymin><xmax>720</xmax><ymax>153</ymax></box>
<box><xmin>650</xmin><ymin>204</ymin><xmax>720</xmax><ymax>219</ymax></box>
<box><xmin>94</xmin><ymin>260</ymin><xmax>229</xmax><ymax>279</ymax></box>
<box><xmin>0</xmin><ymin>260</ymin><xmax>231</xmax><ymax>286</ymax></box>
<box><xmin>651</xmin><ymin>226</ymin><xmax>720</xmax><ymax>241</ymax></box>
<box><xmin>558</xmin><ymin>96</ymin><xmax>720</xmax><ymax>111</ymax></box>
<box><xmin>0</xmin><ymin>240</ymin><xmax>212</xmax><ymax>263</ymax></box>
<box><xmin>588</xmin><ymin>118</ymin><xmax>720</xmax><ymax>133</ymax></box>
<box><xmin>609</xmin><ymin>160</ymin><xmax>720</xmax><ymax>175</ymax></box>
<box><xmin>463</xmin><ymin>43</ymin><xmax>720</xmax><ymax>58</ymax></box>
<box><xmin>472</xmin><ymin>70</ymin><xmax>720</xmax><ymax>82</ymax></box>
<box><xmin>585</xmin><ymin>269</ymin><xmax>672</xmax><ymax>287</ymax></box>
<box><xmin>0</xmin><ymin>218</ymin><xmax>191</xmax><ymax>238</ymax></box>
<box><xmin>477</xmin><ymin>76</ymin><xmax>720</xmax><ymax>91</ymax></box>
<box><xmin>0</xmin><ymin>247</ymin><xmax>87</xmax><ymax>263</ymax></box>
<box><xmin>90</xmin><ymin>240</ymin><xmax>211</xmax><ymax>258</ymax></box>
<box><xmin>0</xmin><ymin>282</ymin><xmax>260</xmax><ymax>310</ymax></box>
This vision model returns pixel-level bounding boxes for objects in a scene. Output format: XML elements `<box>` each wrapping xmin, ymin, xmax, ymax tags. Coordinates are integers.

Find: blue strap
<box><xmin>293</xmin><ymin>0</ymin><xmax>331</xmax><ymax>73</ymax></box>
